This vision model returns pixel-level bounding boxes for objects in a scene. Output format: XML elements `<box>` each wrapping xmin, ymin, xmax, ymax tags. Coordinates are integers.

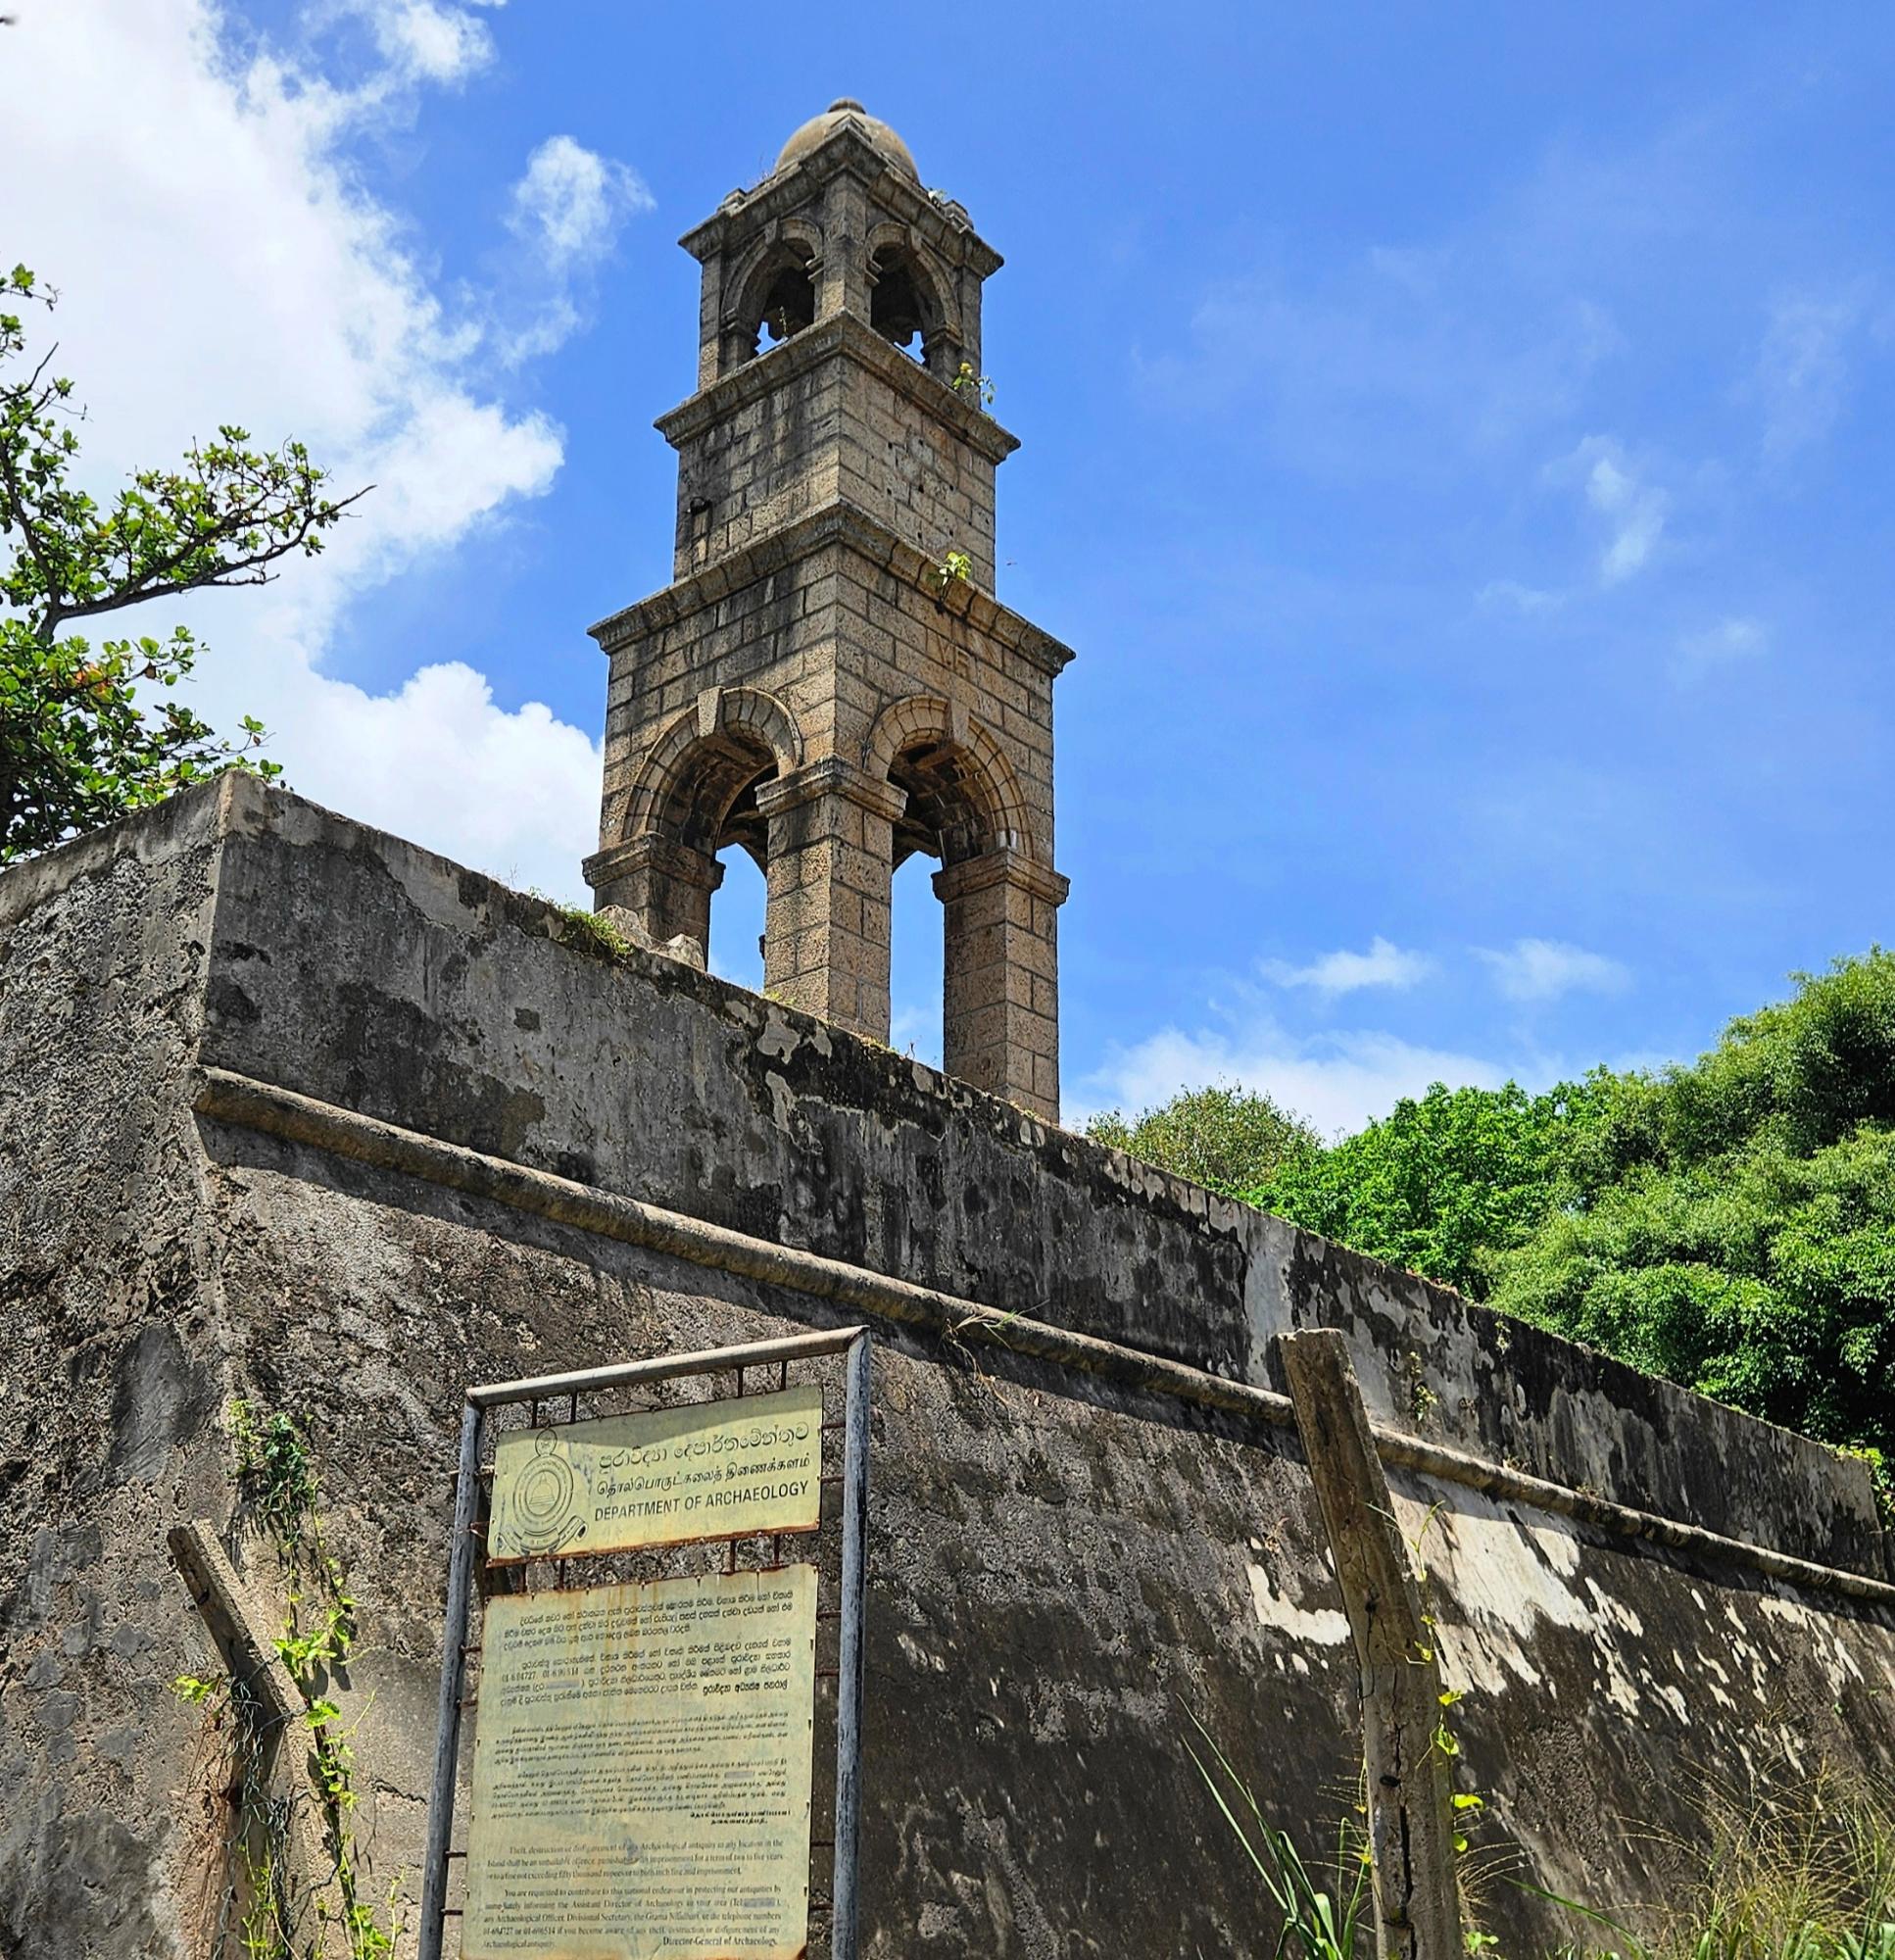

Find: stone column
<box><xmin>934</xmin><ymin>846</ymin><xmax>1069</xmax><ymax>1123</ymax></box>
<box><xmin>815</xmin><ymin>172</ymin><xmax>872</xmax><ymax>323</ymax></box>
<box><xmin>582</xmin><ymin>834</ymin><xmax>724</xmax><ymax>956</ymax></box>
<box><xmin>757</xmin><ymin>760</ymin><xmax>904</xmax><ymax>1040</ymax></box>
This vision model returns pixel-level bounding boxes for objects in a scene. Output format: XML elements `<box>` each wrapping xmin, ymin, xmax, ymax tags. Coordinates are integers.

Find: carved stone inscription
<box><xmin>487</xmin><ymin>1386</ymin><xmax>822</xmax><ymax>1563</ymax></box>
<box><xmin>464</xmin><ymin>1568</ymin><xmax>817</xmax><ymax>1960</ymax></box>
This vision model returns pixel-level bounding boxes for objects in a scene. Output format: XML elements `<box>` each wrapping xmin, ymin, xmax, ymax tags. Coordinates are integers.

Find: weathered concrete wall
<box><xmin>4</xmin><ymin>778</ymin><xmax>1893</xmax><ymax>1958</ymax></box>
<box><xmin>0</xmin><ymin>792</ymin><xmax>242</xmax><ymax>1956</ymax></box>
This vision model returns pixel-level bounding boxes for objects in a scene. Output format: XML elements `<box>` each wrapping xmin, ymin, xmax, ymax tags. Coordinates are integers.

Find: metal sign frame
<box><xmin>415</xmin><ymin>1326</ymin><xmax>873</xmax><ymax>1960</ymax></box>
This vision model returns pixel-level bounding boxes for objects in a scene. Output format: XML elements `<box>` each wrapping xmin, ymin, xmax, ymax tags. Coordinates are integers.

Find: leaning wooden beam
<box><xmin>169</xmin><ymin>1522</ymin><xmax>346</xmax><ymax>1960</ymax></box>
<box><xmin>170</xmin><ymin>1523</ymin><xmax>303</xmax><ymax>1724</ymax></box>
<box><xmin>1279</xmin><ymin>1329</ymin><xmax>1464</xmax><ymax>1960</ymax></box>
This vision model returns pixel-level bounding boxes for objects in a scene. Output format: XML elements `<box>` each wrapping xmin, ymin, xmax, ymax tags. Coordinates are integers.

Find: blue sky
<box><xmin>5</xmin><ymin>2</ymin><xmax>1891</xmax><ymax>1131</ymax></box>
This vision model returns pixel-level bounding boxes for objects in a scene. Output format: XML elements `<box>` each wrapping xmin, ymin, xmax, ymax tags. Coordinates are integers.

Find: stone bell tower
<box><xmin>584</xmin><ymin>99</ymin><xmax>1073</xmax><ymax>1121</ymax></box>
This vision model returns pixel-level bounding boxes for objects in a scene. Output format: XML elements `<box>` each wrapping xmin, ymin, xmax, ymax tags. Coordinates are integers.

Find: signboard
<box><xmin>463</xmin><ymin>1567</ymin><xmax>818</xmax><ymax>1960</ymax></box>
<box><xmin>417</xmin><ymin>1332</ymin><xmax>869</xmax><ymax>1960</ymax></box>
<box><xmin>487</xmin><ymin>1386</ymin><xmax>823</xmax><ymax>1564</ymax></box>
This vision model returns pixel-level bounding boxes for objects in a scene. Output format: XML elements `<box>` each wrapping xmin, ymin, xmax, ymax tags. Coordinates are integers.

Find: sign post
<box><xmin>416</xmin><ymin>1327</ymin><xmax>873</xmax><ymax>1960</ymax></box>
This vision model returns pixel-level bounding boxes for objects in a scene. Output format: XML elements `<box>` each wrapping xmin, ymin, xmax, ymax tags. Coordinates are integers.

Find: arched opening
<box><xmin>888</xmin><ymin>850</ymin><xmax>943</xmax><ymax>1066</ymax></box>
<box><xmin>884</xmin><ymin>730</ymin><xmax>1001</xmax><ymax>1071</ymax></box>
<box><xmin>646</xmin><ymin>728</ymin><xmax>779</xmax><ymax>969</ymax></box>
<box><xmin>656</xmin><ymin>730</ymin><xmax>777</xmax><ymax>859</ymax></box>
<box><xmin>707</xmin><ymin>843</ymin><xmax>767</xmax><ymax>990</ymax></box>
<box><xmin>614</xmin><ymin>690</ymin><xmax>802</xmax><ymax>980</ymax></box>
<box><xmin>869</xmin><ymin>245</ymin><xmax>934</xmax><ymax>365</ymax></box>
<box><xmin>862</xmin><ymin>698</ymin><xmax>1050</xmax><ymax>1103</ymax></box>
<box><xmin>757</xmin><ymin>252</ymin><xmax>815</xmax><ymax>348</ymax></box>
<box><xmin>889</xmin><ymin>733</ymin><xmax>996</xmax><ymax>868</ymax></box>
<box><xmin>724</xmin><ymin>242</ymin><xmax>817</xmax><ymax>372</ymax></box>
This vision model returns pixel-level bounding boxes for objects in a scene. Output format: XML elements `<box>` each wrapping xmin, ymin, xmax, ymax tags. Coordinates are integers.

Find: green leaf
<box><xmin>2</xmin><ymin>261</ymin><xmax>349</xmax><ymax>859</ymax></box>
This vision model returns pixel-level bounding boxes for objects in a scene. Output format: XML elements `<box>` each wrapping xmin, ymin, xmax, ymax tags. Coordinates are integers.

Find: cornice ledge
<box><xmin>655</xmin><ymin>313</ymin><xmax>1020</xmax><ymax>465</ymax></box>
<box><xmin>933</xmin><ymin>845</ymin><xmax>1070</xmax><ymax>907</ymax></box>
<box><xmin>589</xmin><ymin>503</ymin><xmax>1078</xmax><ymax>681</ymax></box>
<box><xmin>865</xmin><ymin>515</ymin><xmax>1077</xmax><ymax>677</ymax></box>
<box><xmin>588</xmin><ymin>505</ymin><xmax>859</xmax><ymax>652</ymax></box>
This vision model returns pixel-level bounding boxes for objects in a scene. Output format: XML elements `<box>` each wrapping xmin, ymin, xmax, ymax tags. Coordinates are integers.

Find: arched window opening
<box><xmin>884</xmin><ymin>731</ymin><xmax>997</xmax><ymax>1071</ymax></box>
<box><xmin>889</xmin><ymin>736</ymin><xmax>993</xmax><ymax>867</ymax></box>
<box><xmin>652</xmin><ymin>729</ymin><xmax>779</xmax><ymax>970</ymax></box>
<box><xmin>757</xmin><ymin>252</ymin><xmax>816</xmax><ymax>347</ymax></box>
<box><xmin>659</xmin><ymin>731</ymin><xmax>776</xmax><ymax>858</ymax></box>
<box><xmin>887</xmin><ymin>850</ymin><xmax>943</xmax><ymax>1066</ymax></box>
<box><xmin>869</xmin><ymin>246</ymin><xmax>930</xmax><ymax>362</ymax></box>
<box><xmin>708</xmin><ymin>842</ymin><xmax>767</xmax><ymax>991</ymax></box>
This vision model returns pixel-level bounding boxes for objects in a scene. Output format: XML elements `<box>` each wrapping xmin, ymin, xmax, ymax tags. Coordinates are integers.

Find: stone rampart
<box><xmin>3</xmin><ymin>777</ymin><xmax>1892</xmax><ymax>1957</ymax></box>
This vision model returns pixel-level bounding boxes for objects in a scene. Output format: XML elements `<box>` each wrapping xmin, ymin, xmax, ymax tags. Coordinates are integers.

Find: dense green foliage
<box><xmin>1094</xmin><ymin>953</ymin><xmax>1895</xmax><ymax>1482</ymax></box>
<box><xmin>1249</xmin><ymin>1080</ymin><xmax>1606</xmax><ymax>1298</ymax></box>
<box><xmin>1086</xmin><ymin>1084</ymin><xmax>1318</xmax><ymax>1195</ymax></box>
<box><xmin>1</xmin><ymin>264</ymin><xmax>358</xmax><ymax>861</ymax></box>
<box><xmin>1484</xmin><ymin>953</ymin><xmax>1895</xmax><ymax>1480</ymax></box>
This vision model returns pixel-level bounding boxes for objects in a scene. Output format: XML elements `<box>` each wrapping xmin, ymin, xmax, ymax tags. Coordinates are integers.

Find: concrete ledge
<box><xmin>586</xmin><ymin>501</ymin><xmax>1077</xmax><ymax>677</ymax></box>
<box><xmin>193</xmin><ymin>1062</ymin><xmax>1895</xmax><ymax>1610</ymax></box>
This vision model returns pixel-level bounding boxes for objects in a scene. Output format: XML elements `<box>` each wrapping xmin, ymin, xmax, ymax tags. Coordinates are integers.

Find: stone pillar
<box><xmin>695</xmin><ymin>255</ymin><xmax>727</xmax><ymax>390</ymax></box>
<box><xmin>815</xmin><ymin>173</ymin><xmax>872</xmax><ymax>323</ymax></box>
<box><xmin>934</xmin><ymin>847</ymin><xmax>1068</xmax><ymax>1123</ymax></box>
<box><xmin>582</xmin><ymin>834</ymin><xmax>724</xmax><ymax>955</ymax></box>
<box><xmin>757</xmin><ymin>760</ymin><xmax>904</xmax><ymax>1041</ymax></box>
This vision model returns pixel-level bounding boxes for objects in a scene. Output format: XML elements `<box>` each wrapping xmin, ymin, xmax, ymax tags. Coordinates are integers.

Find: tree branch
<box><xmin>0</xmin><ymin>432</ymin><xmax>66</xmax><ymax>641</ymax></box>
<box><xmin>55</xmin><ymin>481</ymin><xmax>369</xmax><ymax>624</ymax></box>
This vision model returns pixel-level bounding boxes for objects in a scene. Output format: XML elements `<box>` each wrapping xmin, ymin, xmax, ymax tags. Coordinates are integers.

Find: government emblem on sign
<box><xmin>505</xmin><ymin>1429</ymin><xmax>589</xmax><ymax>1557</ymax></box>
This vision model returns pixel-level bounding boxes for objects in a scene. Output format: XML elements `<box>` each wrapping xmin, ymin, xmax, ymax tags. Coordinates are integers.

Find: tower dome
<box><xmin>776</xmin><ymin>98</ymin><xmax>918</xmax><ymax>180</ymax></box>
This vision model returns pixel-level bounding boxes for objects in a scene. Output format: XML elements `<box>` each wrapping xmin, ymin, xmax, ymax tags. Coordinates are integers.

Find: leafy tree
<box><xmin>1093</xmin><ymin>955</ymin><xmax>1895</xmax><ymax>1492</ymax></box>
<box><xmin>1246</xmin><ymin>1079</ymin><xmax>1609</xmax><ymax>1298</ymax></box>
<box><xmin>1</xmin><ymin>264</ymin><xmax>362</xmax><ymax>861</ymax></box>
<box><xmin>1486</xmin><ymin>953</ymin><xmax>1895</xmax><ymax>1477</ymax></box>
<box><xmin>1085</xmin><ymin>1084</ymin><xmax>1319</xmax><ymax>1196</ymax></box>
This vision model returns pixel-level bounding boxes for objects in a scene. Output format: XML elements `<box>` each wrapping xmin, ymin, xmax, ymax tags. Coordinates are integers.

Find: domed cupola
<box><xmin>776</xmin><ymin>97</ymin><xmax>919</xmax><ymax>180</ymax></box>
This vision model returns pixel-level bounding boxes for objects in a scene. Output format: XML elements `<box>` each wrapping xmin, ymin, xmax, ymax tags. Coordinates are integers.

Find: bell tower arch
<box><xmin>584</xmin><ymin>100</ymin><xmax>1073</xmax><ymax>1121</ymax></box>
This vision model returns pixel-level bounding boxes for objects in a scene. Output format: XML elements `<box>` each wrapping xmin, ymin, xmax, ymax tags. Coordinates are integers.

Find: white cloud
<box><xmin>497</xmin><ymin>134</ymin><xmax>654</xmax><ymax>361</ymax></box>
<box><xmin>268</xmin><ymin>659</ymin><xmax>597</xmax><ymax>867</ymax></box>
<box><xmin>1751</xmin><ymin>290</ymin><xmax>1866</xmax><ymax>461</ymax></box>
<box><xmin>1559</xmin><ymin>436</ymin><xmax>1670</xmax><ymax>584</ymax></box>
<box><xmin>0</xmin><ymin>0</ymin><xmax>615</xmax><ymax>899</ymax></box>
<box><xmin>1072</xmin><ymin>1017</ymin><xmax>1508</xmax><ymax>1140</ymax></box>
<box><xmin>1477</xmin><ymin>578</ymin><xmax>1565</xmax><ymax>614</ymax></box>
<box><xmin>1260</xmin><ymin>936</ymin><xmax>1433</xmax><ymax>996</ymax></box>
<box><xmin>1674</xmin><ymin>614</ymin><xmax>1770</xmax><ymax>683</ymax></box>
<box><xmin>509</xmin><ymin>135</ymin><xmax>653</xmax><ymax>270</ymax></box>
<box><xmin>1477</xmin><ymin>938</ymin><xmax>1630</xmax><ymax>1003</ymax></box>
<box><xmin>333</xmin><ymin>0</ymin><xmax>503</xmax><ymax>86</ymax></box>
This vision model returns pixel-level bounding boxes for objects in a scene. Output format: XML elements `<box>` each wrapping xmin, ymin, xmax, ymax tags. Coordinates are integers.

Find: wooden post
<box><xmin>170</xmin><ymin>1521</ymin><xmax>348</xmax><ymax>1960</ymax></box>
<box><xmin>1278</xmin><ymin>1331</ymin><xmax>1465</xmax><ymax>1960</ymax></box>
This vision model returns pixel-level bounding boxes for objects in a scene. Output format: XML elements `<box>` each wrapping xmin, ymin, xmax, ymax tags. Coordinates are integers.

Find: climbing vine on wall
<box><xmin>172</xmin><ymin>1400</ymin><xmax>400</xmax><ymax>1959</ymax></box>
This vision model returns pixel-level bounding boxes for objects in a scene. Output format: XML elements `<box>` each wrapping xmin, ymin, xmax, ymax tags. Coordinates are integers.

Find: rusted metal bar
<box><xmin>1280</xmin><ymin>1329</ymin><xmax>1463</xmax><ymax>1960</ymax></box>
<box><xmin>831</xmin><ymin>1330</ymin><xmax>872</xmax><ymax>1960</ymax></box>
<box><xmin>418</xmin><ymin>1400</ymin><xmax>483</xmax><ymax>1960</ymax></box>
<box><xmin>469</xmin><ymin>1327</ymin><xmax>862</xmax><ymax>1407</ymax></box>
